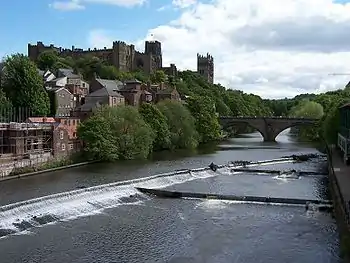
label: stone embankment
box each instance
[328,145,350,262]
[0,153,51,177]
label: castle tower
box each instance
[197,53,214,84]
[145,41,162,70]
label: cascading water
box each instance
[0,158,295,238]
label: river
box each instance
[0,131,341,263]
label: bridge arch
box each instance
[219,117,318,142]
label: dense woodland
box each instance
[0,51,349,161]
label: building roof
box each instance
[76,100,103,112]
[47,76,67,84]
[58,68,80,79]
[27,117,57,123]
[339,102,350,109]
[96,78,123,93]
[37,69,45,76]
[124,79,142,84]
[89,86,124,98]
[157,87,175,95]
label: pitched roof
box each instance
[27,117,57,123]
[124,79,142,84]
[157,87,175,94]
[37,69,45,76]
[339,102,350,109]
[58,68,80,78]
[94,78,124,97]
[76,100,103,112]
[89,86,124,98]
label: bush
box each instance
[157,100,199,150]
[78,105,154,161]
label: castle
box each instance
[28,41,214,83]
[197,53,214,84]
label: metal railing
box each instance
[325,141,350,225]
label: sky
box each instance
[2,0,350,99]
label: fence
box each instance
[0,107,55,177]
[325,140,350,225]
[0,107,33,123]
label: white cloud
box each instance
[172,0,197,8]
[51,0,145,10]
[88,29,117,48]
[88,0,350,99]
[50,0,85,11]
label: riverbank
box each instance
[328,146,350,262]
[0,161,98,183]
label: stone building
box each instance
[72,78,125,120]
[49,87,75,117]
[197,53,214,84]
[28,40,163,75]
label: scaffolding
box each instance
[0,108,54,176]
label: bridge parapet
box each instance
[219,116,319,121]
[219,116,319,142]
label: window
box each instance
[69,144,74,150]
[73,120,76,125]
[60,131,64,139]
[73,132,77,138]
[82,83,85,88]
[64,120,67,125]
[113,98,117,104]
[61,143,65,151]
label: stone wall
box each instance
[0,152,52,177]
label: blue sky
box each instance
[0,0,186,57]
[2,0,350,99]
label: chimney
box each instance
[160,82,164,90]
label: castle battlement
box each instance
[197,53,214,61]
[27,40,214,84]
[28,40,163,75]
[197,53,214,84]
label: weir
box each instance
[230,168,327,176]
[136,187,333,206]
[0,156,315,238]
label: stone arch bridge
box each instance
[219,116,319,142]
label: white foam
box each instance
[0,157,295,236]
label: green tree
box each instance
[186,95,221,143]
[150,70,166,84]
[78,105,154,161]
[289,100,324,119]
[289,100,324,141]
[36,50,59,71]
[0,89,12,121]
[2,54,50,116]
[157,99,199,149]
[139,103,171,150]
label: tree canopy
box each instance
[157,99,199,150]
[186,95,221,143]
[139,103,171,151]
[77,105,154,161]
[1,54,50,117]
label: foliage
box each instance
[36,50,72,72]
[77,106,154,161]
[289,100,324,119]
[288,100,324,141]
[157,99,199,150]
[186,95,221,143]
[150,70,167,84]
[0,89,12,121]
[47,90,58,116]
[1,54,50,117]
[139,103,171,150]
[322,98,350,144]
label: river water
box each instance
[0,131,341,263]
